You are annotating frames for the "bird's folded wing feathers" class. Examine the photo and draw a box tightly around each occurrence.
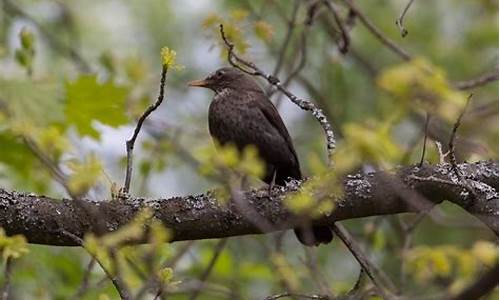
[256,96,300,167]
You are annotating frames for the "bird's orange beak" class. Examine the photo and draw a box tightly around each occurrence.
[188,79,209,87]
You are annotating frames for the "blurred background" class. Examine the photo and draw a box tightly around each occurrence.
[0,0,498,299]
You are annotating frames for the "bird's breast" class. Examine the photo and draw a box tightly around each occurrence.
[208,92,263,146]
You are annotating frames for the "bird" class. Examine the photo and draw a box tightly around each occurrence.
[188,67,333,246]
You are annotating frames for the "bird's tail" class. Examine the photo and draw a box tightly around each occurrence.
[294,225,333,246]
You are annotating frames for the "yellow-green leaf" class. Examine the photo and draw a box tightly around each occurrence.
[65,75,129,138]
[67,154,103,196]
[254,21,274,42]
[160,47,184,70]
[0,228,29,260]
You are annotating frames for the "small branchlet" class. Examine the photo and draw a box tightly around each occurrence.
[218,24,336,166]
[123,47,182,193]
[395,0,416,37]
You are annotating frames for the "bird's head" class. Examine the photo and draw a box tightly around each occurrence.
[188,67,258,93]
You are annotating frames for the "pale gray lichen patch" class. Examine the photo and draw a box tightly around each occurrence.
[345,175,372,200]
[468,180,498,201]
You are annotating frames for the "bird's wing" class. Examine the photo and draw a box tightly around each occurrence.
[254,94,301,170]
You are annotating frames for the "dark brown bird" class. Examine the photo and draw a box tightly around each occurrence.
[188,67,333,246]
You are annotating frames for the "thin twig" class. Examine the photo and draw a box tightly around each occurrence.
[108,247,132,300]
[323,0,350,53]
[0,258,13,300]
[2,0,91,72]
[162,240,195,269]
[273,6,314,107]
[61,230,132,300]
[331,223,397,299]
[22,137,72,195]
[219,24,336,165]
[272,0,301,78]
[123,65,168,193]
[340,0,411,61]
[23,137,106,235]
[396,214,425,286]
[24,136,111,233]
[188,239,227,300]
[448,94,472,180]
[282,27,309,87]
[263,293,330,300]
[302,248,334,297]
[70,258,96,300]
[418,113,430,167]
[273,20,310,107]
[150,241,195,299]
[454,67,499,90]
[395,0,416,37]
[260,241,298,297]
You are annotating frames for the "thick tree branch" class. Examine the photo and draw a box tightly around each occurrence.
[0,161,497,246]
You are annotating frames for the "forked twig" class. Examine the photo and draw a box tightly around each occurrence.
[395,0,416,37]
[188,239,228,300]
[61,230,132,300]
[340,0,411,60]
[331,223,397,299]
[219,24,336,165]
[323,0,350,53]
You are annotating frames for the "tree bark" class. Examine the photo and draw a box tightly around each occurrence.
[0,160,497,246]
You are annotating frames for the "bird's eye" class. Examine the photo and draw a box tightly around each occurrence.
[215,70,224,78]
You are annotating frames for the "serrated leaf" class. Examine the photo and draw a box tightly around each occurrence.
[0,79,64,126]
[65,75,129,138]
[0,133,34,175]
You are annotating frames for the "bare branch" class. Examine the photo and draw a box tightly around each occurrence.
[188,239,227,300]
[448,94,472,179]
[70,258,96,300]
[339,0,411,61]
[0,258,13,300]
[123,65,169,193]
[264,293,330,300]
[419,113,431,167]
[395,0,416,37]
[61,231,132,300]
[219,24,337,164]
[331,224,397,299]
[272,0,301,78]
[323,0,350,53]
[454,67,499,90]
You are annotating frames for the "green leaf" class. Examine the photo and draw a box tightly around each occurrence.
[0,133,33,175]
[0,228,29,260]
[0,79,64,126]
[0,133,49,190]
[66,154,103,196]
[65,75,129,138]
